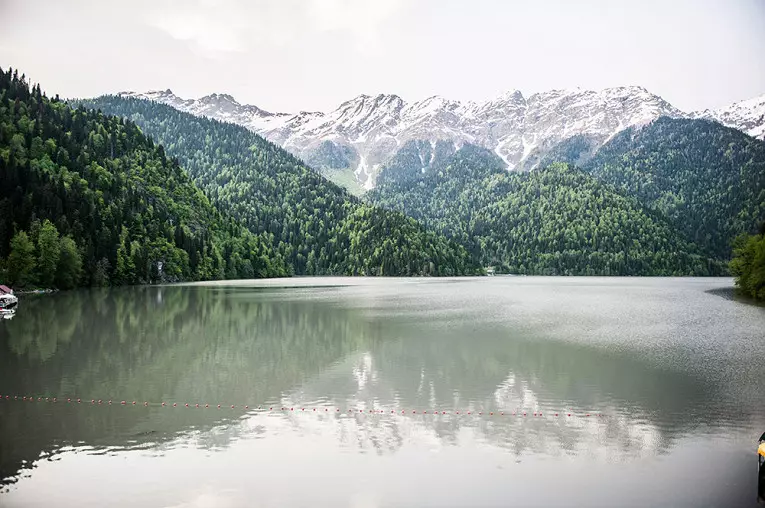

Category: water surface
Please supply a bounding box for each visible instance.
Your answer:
[1,277,764,507]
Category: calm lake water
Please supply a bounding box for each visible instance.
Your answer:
[0,277,764,507]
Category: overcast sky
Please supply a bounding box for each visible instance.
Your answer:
[1,0,764,113]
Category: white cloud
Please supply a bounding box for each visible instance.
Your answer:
[149,0,250,53]
[147,0,403,56]
[308,0,404,54]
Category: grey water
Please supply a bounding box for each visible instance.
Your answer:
[0,277,764,507]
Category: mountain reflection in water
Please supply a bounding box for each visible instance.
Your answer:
[0,278,763,507]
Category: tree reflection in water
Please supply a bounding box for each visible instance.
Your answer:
[0,284,762,494]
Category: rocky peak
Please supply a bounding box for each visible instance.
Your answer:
[117,85,765,190]
[693,92,765,139]
[199,92,240,105]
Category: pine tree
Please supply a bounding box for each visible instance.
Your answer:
[36,220,61,288]
[7,231,36,287]
[56,236,83,289]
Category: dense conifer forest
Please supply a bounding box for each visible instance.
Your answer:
[369,143,725,275]
[79,94,479,279]
[580,117,765,260]
[0,69,478,288]
[5,67,762,286]
[0,68,288,288]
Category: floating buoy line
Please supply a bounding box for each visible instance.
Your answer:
[0,393,609,419]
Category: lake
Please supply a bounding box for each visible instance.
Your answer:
[0,277,764,507]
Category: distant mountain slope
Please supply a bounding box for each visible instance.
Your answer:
[694,93,765,140]
[581,117,765,259]
[117,86,686,189]
[0,67,287,288]
[369,145,720,275]
[117,87,765,192]
[79,95,479,276]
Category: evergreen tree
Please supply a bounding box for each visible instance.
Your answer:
[729,227,765,300]
[369,144,724,276]
[36,220,61,288]
[77,93,479,277]
[581,117,765,259]
[7,231,36,287]
[0,66,290,288]
[56,236,83,289]
[92,258,111,287]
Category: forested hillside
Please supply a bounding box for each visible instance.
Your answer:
[78,95,478,277]
[369,144,723,275]
[581,117,765,259]
[0,68,288,288]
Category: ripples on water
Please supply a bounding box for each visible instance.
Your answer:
[0,277,763,507]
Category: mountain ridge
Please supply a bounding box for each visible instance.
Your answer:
[116,86,765,190]
[78,93,480,277]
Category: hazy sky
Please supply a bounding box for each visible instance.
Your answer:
[1,0,764,113]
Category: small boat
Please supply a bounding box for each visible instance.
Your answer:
[760,432,765,467]
[0,284,18,311]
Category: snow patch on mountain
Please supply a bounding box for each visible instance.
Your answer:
[693,92,765,140]
[118,86,765,189]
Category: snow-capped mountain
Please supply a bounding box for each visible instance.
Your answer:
[119,89,291,128]
[117,87,765,190]
[693,93,765,140]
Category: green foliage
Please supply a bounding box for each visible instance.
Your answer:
[582,117,765,259]
[36,219,60,287]
[0,66,288,288]
[729,228,765,300]
[336,205,474,276]
[375,140,457,189]
[56,236,82,289]
[78,95,479,276]
[7,231,36,287]
[370,144,723,275]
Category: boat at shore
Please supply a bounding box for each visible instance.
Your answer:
[0,284,18,313]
